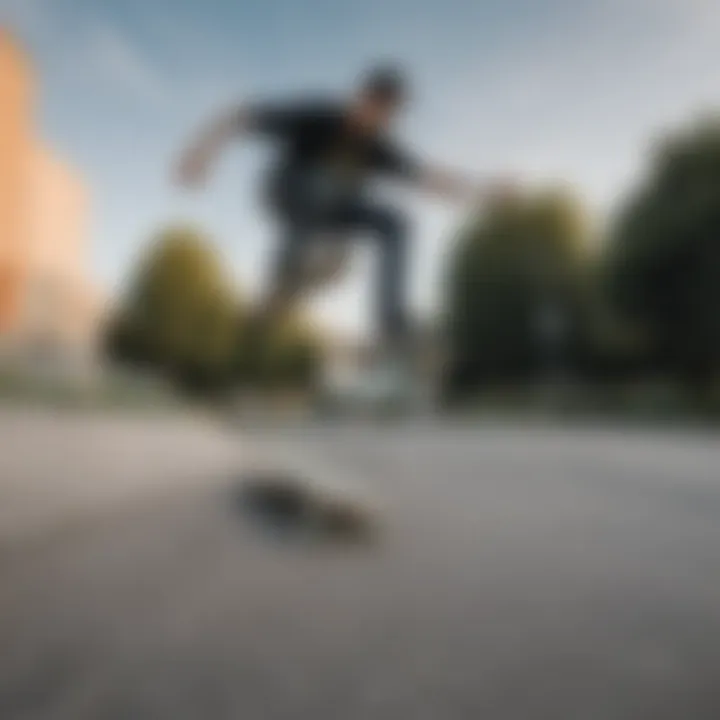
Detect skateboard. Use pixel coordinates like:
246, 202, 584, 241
238, 442, 382, 542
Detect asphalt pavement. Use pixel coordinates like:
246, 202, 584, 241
1, 411, 719, 719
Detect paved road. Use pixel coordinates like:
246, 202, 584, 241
1, 411, 720, 719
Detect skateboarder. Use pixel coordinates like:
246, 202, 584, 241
175, 64, 513, 402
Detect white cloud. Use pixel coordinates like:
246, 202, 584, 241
0, 0, 45, 30
1, 0, 165, 103
86, 23, 165, 102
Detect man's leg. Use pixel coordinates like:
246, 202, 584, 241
324, 198, 422, 407
256, 169, 341, 331
374, 207, 410, 353
336, 200, 410, 351
239, 215, 312, 391
260, 227, 306, 327
250, 215, 311, 336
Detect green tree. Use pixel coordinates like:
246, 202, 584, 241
107, 225, 237, 395
242, 314, 322, 391
605, 116, 720, 385
444, 189, 592, 399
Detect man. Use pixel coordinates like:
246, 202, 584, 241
175, 64, 512, 403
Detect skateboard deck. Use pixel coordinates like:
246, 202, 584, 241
239, 443, 382, 542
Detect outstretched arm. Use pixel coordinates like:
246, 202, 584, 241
174, 104, 254, 189
417, 165, 517, 205
378, 142, 517, 205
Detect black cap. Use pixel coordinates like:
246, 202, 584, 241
361, 63, 408, 104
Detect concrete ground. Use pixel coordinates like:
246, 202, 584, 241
1, 409, 720, 719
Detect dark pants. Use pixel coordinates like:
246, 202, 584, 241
268, 170, 409, 344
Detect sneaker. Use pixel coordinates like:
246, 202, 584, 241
356, 355, 422, 413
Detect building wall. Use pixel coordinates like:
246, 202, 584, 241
21, 147, 92, 347
0, 30, 32, 332
27, 149, 87, 282
0, 29, 102, 360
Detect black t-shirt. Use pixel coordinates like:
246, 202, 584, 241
246, 98, 422, 186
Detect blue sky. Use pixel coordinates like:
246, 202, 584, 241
1, 0, 719, 336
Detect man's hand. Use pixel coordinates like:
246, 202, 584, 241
480, 177, 520, 206
174, 146, 211, 190
419, 167, 520, 205
173, 106, 245, 190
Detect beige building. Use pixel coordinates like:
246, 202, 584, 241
0, 29, 103, 364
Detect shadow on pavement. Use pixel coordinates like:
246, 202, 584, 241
229, 474, 381, 547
